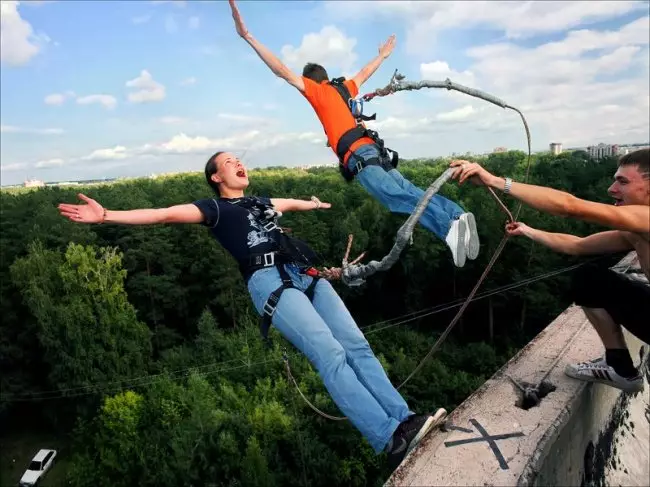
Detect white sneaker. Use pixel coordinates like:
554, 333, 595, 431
564, 357, 644, 393
460, 213, 479, 260
445, 218, 466, 268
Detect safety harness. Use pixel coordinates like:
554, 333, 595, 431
328, 77, 399, 181
229, 197, 321, 344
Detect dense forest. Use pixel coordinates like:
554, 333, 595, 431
0, 150, 625, 486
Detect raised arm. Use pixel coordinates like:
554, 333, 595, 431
451, 161, 650, 234
352, 34, 396, 88
229, 0, 304, 92
58, 194, 204, 225
270, 196, 331, 213
506, 222, 633, 256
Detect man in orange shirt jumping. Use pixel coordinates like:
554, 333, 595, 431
229, 0, 480, 268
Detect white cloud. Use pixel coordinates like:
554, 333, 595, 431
280, 25, 358, 73
126, 70, 166, 103
0, 124, 63, 135
180, 76, 197, 86
44, 91, 75, 106
35, 158, 64, 168
0, 1, 42, 66
420, 61, 476, 87
324, 1, 648, 54
82, 146, 129, 161
159, 131, 260, 154
397, 15, 650, 148
466, 18, 648, 90
1, 162, 28, 172
69, 129, 324, 170
132, 14, 152, 25
76, 94, 117, 110
44, 93, 65, 106
436, 105, 477, 122
188, 16, 200, 30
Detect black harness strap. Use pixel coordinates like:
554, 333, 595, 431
230, 197, 322, 345
329, 77, 377, 122
327, 77, 399, 180
259, 261, 320, 347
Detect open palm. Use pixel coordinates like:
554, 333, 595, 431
58, 193, 105, 224
379, 34, 396, 59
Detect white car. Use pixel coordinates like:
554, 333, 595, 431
19, 449, 57, 486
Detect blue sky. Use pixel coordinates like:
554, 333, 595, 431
1, 0, 649, 186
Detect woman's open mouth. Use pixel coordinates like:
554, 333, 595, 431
236, 169, 246, 178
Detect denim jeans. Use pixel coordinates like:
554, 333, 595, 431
247, 263, 413, 453
351, 143, 465, 240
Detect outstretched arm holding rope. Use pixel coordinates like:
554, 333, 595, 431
496, 148, 650, 394
450, 159, 650, 234
506, 224, 634, 256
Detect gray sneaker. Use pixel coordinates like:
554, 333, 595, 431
460, 212, 479, 260
385, 408, 447, 470
445, 218, 466, 267
565, 357, 644, 393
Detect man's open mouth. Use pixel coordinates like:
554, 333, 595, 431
613, 198, 623, 206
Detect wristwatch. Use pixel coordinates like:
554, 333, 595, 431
504, 177, 513, 194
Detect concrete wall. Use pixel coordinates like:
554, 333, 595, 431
386, 254, 649, 487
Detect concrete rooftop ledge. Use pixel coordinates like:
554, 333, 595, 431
387, 253, 649, 486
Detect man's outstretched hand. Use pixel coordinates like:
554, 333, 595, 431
58, 193, 105, 224
449, 159, 498, 187
379, 34, 396, 59
505, 221, 532, 237
229, 0, 250, 39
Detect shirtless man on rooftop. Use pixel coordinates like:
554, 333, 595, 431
450, 148, 649, 393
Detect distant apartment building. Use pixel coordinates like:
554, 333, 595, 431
619, 144, 650, 155
587, 143, 619, 159
24, 179, 45, 188
549, 142, 563, 155
493, 146, 507, 153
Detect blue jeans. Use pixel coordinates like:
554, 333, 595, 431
247, 264, 413, 453
351, 144, 465, 240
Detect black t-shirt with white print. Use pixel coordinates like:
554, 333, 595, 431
192, 196, 288, 281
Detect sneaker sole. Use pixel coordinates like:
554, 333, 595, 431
454, 220, 467, 268
462, 213, 480, 260
564, 366, 644, 393
405, 408, 448, 458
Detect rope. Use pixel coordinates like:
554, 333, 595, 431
288, 68, 538, 419
286, 237, 510, 420
362, 257, 601, 335
283, 350, 348, 421
397, 235, 510, 390
341, 70, 531, 287
281, 256, 598, 421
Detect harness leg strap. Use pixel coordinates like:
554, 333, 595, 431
259, 264, 294, 345
304, 276, 320, 301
